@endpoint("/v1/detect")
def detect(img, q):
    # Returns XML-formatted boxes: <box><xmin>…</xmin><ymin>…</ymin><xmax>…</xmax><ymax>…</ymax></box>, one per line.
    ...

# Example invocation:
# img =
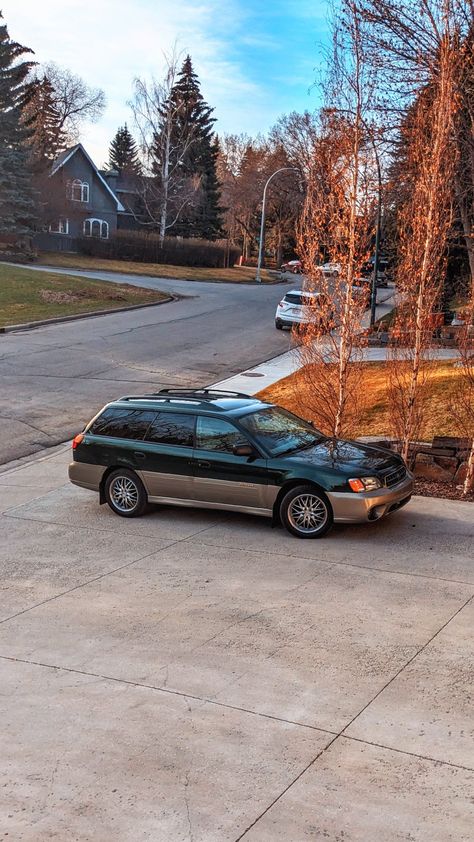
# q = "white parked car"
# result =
<box><xmin>318</xmin><ymin>262</ymin><xmax>341</xmax><ymax>277</ymax></box>
<box><xmin>275</xmin><ymin>289</ymin><xmax>331</xmax><ymax>330</ymax></box>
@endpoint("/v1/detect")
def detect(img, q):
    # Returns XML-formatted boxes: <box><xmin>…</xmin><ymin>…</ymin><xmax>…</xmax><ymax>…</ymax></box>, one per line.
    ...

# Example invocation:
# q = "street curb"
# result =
<box><xmin>0</xmin><ymin>441</ymin><xmax>70</xmax><ymax>476</ymax></box>
<box><xmin>8</xmin><ymin>261</ymin><xmax>290</xmax><ymax>287</ymax></box>
<box><xmin>0</xmin><ymin>295</ymin><xmax>175</xmax><ymax>334</ymax></box>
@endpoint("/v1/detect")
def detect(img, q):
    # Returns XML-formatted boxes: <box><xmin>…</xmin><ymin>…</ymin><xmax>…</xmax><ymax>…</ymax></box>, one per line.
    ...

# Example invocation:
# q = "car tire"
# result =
<box><xmin>275</xmin><ymin>319</ymin><xmax>283</xmax><ymax>330</ymax></box>
<box><xmin>280</xmin><ymin>484</ymin><xmax>333</xmax><ymax>539</ymax></box>
<box><xmin>105</xmin><ymin>468</ymin><xmax>148</xmax><ymax>518</ymax></box>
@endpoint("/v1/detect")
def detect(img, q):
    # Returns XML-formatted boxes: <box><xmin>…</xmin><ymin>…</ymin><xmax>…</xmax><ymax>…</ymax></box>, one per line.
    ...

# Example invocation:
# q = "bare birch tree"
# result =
<box><xmin>385</xmin><ymin>12</ymin><xmax>459</xmax><ymax>462</ymax></box>
<box><xmin>448</xmin><ymin>305</ymin><xmax>474</xmax><ymax>494</ymax></box>
<box><xmin>296</xmin><ymin>1</ymin><xmax>377</xmax><ymax>438</ymax></box>
<box><xmin>355</xmin><ymin>0</ymin><xmax>474</xmax><ymax>310</ymax></box>
<box><xmin>131</xmin><ymin>50</ymin><xmax>198</xmax><ymax>243</ymax></box>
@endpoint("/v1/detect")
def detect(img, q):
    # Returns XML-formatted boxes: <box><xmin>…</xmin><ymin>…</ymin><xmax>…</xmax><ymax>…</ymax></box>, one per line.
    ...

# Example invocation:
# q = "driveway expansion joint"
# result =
<box><xmin>0</xmin><ymin>653</ymin><xmax>337</xmax><ymax>737</ymax></box>
<box><xmin>231</xmin><ymin>590</ymin><xmax>474</xmax><ymax>840</ymax></box>
<box><xmin>188</xmin><ymin>537</ymin><xmax>474</xmax><ymax>587</ymax></box>
<box><xmin>339</xmin><ymin>733</ymin><xmax>474</xmax><ymax>773</ymax></box>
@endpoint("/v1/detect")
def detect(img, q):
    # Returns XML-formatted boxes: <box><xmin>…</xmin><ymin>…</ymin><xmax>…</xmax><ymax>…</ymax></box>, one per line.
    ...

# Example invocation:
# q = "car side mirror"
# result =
<box><xmin>232</xmin><ymin>443</ymin><xmax>254</xmax><ymax>457</ymax></box>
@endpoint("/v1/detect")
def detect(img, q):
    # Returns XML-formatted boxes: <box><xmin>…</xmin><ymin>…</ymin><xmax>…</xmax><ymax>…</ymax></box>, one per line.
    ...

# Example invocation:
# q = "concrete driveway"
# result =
<box><xmin>0</xmin><ymin>445</ymin><xmax>473</xmax><ymax>840</ymax></box>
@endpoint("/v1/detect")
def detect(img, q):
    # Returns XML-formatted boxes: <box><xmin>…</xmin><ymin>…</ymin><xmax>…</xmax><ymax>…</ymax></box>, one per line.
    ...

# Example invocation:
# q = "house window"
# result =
<box><xmin>68</xmin><ymin>179</ymin><xmax>89</xmax><ymax>202</ymax></box>
<box><xmin>49</xmin><ymin>219</ymin><xmax>69</xmax><ymax>235</ymax></box>
<box><xmin>83</xmin><ymin>218</ymin><xmax>109</xmax><ymax>239</ymax></box>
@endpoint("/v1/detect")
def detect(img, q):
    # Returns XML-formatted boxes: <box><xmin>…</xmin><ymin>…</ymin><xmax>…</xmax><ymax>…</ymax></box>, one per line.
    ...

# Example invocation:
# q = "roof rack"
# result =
<box><xmin>157</xmin><ymin>388</ymin><xmax>252</xmax><ymax>400</ymax></box>
<box><xmin>117</xmin><ymin>394</ymin><xmax>203</xmax><ymax>404</ymax></box>
<box><xmin>117</xmin><ymin>388</ymin><xmax>253</xmax><ymax>404</ymax></box>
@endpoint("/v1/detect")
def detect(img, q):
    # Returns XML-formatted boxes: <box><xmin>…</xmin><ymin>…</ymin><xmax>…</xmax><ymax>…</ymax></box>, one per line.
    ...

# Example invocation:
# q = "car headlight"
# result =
<box><xmin>348</xmin><ymin>476</ymin><xmax>382</xmax><ymax>492</ymax></box>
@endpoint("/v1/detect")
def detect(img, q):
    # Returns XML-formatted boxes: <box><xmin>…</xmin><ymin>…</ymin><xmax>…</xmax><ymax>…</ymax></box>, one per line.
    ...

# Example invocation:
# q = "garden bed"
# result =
<box><xmin>257</xmin><ymin>361</ymin><xmax>473</xmax><ymax>501</ymax></box>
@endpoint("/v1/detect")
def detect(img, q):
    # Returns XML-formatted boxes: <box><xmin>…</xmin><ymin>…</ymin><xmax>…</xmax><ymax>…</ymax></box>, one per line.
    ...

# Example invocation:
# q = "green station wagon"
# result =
<box><xmin>69</xmin><ymin>389</ymin><xmax>413</xmax><ymax>539</ymax></box>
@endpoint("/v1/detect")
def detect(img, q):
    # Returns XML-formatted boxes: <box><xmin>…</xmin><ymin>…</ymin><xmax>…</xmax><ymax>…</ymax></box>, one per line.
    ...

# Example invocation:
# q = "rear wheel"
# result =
<box><xmin>105</xmin><ymin>469</ymin><xmax>147</xmax><ymax>518</ymax></box>
<box><xmin>280</xmin><ymin>484</ymin><xmax>333</xmax><ymax>538</ymax></box>
<box><xmin>275</xmin><ymin>319</ymin><xmax>283</xmax><ymax>330</ymax></box>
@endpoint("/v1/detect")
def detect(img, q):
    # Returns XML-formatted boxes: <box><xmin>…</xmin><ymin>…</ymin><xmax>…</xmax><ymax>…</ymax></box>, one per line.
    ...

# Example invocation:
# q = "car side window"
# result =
<box><xmin>88</xmin><ymin>408</ymin><xmax>157</xmax><ymax>440</ymax></box>
<box><xmin>196</xmin><ymin>416</ymin><xmax>245</xmax><ymax>453</ymax></box>
<box><xmin>145</xmin><ymin>412</ymin><xmax>195</xmax><ymax>447</ymax></box>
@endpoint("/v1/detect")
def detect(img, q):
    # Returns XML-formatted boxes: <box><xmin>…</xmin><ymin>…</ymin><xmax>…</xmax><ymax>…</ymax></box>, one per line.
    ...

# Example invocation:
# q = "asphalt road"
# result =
<box><xmin>0</xmin><ymin>267</ymin><xmax>295</xmax><ymax>464</ymax></box>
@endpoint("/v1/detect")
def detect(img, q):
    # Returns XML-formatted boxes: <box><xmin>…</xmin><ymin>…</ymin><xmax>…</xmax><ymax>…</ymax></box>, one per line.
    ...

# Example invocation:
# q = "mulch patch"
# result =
<box><xmin>414</xmin><ymin>478</ymin><xmax>474</xmax><ymax>503</ymax></box>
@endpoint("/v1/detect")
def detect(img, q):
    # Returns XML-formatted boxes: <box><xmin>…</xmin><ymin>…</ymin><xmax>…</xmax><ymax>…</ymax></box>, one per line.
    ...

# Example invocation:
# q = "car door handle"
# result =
<box><xmin>133</xmin><ymin>451</ymin><xmax>146</xmax><ymax>459</ymax></box>
<box><xmin>197</xmin><ymin>460</ymin><xmax>211</xmax><ymax>468</ymax></box>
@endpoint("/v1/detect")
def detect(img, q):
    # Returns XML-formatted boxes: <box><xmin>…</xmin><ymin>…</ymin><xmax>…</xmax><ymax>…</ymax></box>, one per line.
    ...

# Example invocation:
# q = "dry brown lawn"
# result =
<box><xmin>39</xmin><ymin>252</ymin><xmax>276</xmax><ymax>284</ymax></box>
<box><xmin>258</xmin><ymin>360</ymin><xmax>464</xmax><ymax>439</ymax></box>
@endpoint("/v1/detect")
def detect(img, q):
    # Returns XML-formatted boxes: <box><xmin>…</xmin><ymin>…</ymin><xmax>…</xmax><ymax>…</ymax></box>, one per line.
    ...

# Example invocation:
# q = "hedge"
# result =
<box><xmin>77</xmin><ymin>231</ymin><xmax>240</xmax><ymax>268</ymax></box>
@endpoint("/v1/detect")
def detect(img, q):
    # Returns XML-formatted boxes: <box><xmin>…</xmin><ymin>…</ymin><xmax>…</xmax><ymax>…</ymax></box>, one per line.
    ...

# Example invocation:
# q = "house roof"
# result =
<box><xmin>51</xmin><ymin>144</ymin><xmax>125</xmax><ymax>212</ymax></box>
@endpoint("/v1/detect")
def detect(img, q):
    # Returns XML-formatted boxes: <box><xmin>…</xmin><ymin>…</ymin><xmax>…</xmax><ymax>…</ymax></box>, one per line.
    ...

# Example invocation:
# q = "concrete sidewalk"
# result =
<box><xmin>213</xmin><ymin>344</ymin><xmax>459</xmax><ymax>397</ymax></box>
<box><xmin>0</xmin><ymin>441</ymin><xmax>473</xmax><ymax>840</ymax></box>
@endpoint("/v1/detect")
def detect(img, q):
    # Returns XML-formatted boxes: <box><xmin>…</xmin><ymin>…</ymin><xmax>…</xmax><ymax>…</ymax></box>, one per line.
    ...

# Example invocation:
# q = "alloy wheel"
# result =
<box><xmin>110</xmin><ymin>476</ymin><xmax>139</xmax><ymax>513</ymax></box>
<box><xmin>287</xmin><ymin>493</ymin><xmax>328</xmax><ymax>534</ymax></box>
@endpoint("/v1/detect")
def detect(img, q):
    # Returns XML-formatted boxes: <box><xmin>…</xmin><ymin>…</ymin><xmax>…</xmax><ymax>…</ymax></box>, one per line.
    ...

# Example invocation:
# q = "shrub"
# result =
<box><xmin>77</xmin><ymin>231</ymin><xmax>240</xmax><ymax>268</ymax></box>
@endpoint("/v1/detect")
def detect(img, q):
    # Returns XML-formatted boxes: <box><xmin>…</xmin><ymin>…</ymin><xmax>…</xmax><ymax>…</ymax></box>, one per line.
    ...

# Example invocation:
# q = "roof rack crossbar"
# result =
<box><xmin>157</xmin><ymin>388</ymin><xmax>252</xmax><ymax>400</ymax></box>
<box><xmin>117</xmin><ymin>394</ymin><xmax>205</xmax><ymax>404</ymax></box>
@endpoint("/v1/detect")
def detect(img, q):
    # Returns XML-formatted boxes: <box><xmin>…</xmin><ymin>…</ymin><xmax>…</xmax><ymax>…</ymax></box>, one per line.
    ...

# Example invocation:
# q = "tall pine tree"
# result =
<box><xmin>23</xmin><ymin>74</ymin><xmax>66</xmax><ymax>171</ymax></box>
<box><xmin>162</xmin><ymin>55</ymin><xmax>223</xmax><ymax>239</ymax></box>
<box><xmin>0</xmin><ymin>13</ymin><xmax>36</xmax><ymax>233</ymax></box>
<box><xmin>108</xmin><ymin>124</ymin><xmax>141</xmax><ymax>174</ymax></box>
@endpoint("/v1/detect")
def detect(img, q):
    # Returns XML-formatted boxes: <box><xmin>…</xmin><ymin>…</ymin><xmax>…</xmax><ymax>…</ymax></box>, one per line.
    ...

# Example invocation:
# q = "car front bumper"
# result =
<box><xmin>327</xmin><ymin>473</ymin><xmax>414</xmax><ymax>523</ymax></box>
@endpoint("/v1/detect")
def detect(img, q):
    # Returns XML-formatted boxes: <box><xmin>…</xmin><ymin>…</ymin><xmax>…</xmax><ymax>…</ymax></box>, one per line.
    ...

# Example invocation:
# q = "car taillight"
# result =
<box><xmin>72</xmin><ymin>433</ymin><xmax>84</xmax><ymax>450</ymax></box>
<box><xmin>279</xmin><ymin>300</ymin><xmax>285</xmax><ymax>307</ymax></box>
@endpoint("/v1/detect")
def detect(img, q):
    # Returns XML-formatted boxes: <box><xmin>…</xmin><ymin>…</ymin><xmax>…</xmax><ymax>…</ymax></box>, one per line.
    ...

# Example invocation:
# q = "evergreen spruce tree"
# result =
<box><xmin>165</xmin><ymin>55</ymin><xmax>223</xmax><ymax>238</ymax></box>
<box><xmin>0</xmin><ymin>13</ymin><xmax>36</xmax><ymax>233</ymax></box>
<box><xmin>108</xmin><ymin>124</ymin><xmax>141</xmax><ymax>174</ymax></box>
<box><xmin>23</xmin><ymin>74</ymin><xmax>66</xmax><ymax>170</ymax></box>
<box><xmin>198</xmin><ymin>136</ymin><xmax>224</xmax><ymax>239</ymax></box>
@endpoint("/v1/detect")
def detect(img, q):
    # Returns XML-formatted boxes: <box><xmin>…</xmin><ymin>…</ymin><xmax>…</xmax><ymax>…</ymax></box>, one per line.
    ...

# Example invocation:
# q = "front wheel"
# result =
<box><xmin>105</xmin><ymin>468</ymin><xmax>148</xmax><ymax>518</ymax></box>
<box><xmin>280</xmin><ymin>485</ymin><xmax>333</xmax><ymax>538</ymax></box>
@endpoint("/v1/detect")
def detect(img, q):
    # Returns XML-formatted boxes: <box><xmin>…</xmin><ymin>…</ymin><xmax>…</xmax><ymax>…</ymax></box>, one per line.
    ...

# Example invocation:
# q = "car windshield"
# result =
<box><xmin>239</xmin><ymin>407</ymin><xmax>324</xmax><ymax>456</ymax></box>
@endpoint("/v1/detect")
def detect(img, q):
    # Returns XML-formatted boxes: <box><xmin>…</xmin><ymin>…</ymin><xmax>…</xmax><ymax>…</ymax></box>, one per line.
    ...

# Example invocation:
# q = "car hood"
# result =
<box><xmin>284</xmin><ymin>438</ymin><xmax>402</xmax><ymax>476</ymax></box>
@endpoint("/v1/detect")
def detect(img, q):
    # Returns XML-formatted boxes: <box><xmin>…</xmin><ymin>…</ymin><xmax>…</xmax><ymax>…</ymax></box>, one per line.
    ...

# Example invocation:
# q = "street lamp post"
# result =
<box><xmin>255</xmin><ymin>167</ymin><xmax>299</xmax><ymax>283</ymax></box>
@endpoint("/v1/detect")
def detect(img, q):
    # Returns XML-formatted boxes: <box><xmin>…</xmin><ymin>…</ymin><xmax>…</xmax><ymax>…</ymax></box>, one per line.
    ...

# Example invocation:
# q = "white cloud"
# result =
<box><xmin>3</xmin><ymin>0</ymin><xmax>320</xmax><ymax>162</ymax></box>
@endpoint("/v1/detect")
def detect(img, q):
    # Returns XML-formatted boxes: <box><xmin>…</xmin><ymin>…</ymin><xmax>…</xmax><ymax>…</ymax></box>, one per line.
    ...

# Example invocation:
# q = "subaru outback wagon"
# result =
<box><xmin>69</xmin><ymin>389</ymin><xmax>413</xmax><ymax>539</ymax></box>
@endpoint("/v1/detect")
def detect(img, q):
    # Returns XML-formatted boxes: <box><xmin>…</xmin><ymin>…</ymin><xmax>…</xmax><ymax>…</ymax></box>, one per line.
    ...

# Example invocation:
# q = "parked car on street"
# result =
<box><xmin>275</xmin><ymin>289</ymin><xmax>331</xmax><ymax>330</ymax></box>
<box><xmin>280</xmin><ymin>259</ymin><xmax>302</xmax><ymax>274</ymax></box>
<box><xmin>69</xmin><ymin>389</ymin><xmax>413</xmax><ymax>539</ymax></box>
<box><xmin>318</xmin><ymin>262</ymin><xmax>341</xmax><ymax>277</ymax></box>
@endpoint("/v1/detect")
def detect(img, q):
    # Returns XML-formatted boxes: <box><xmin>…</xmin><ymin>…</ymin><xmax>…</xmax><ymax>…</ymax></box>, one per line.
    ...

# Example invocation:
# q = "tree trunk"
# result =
<box><xmin>464</xmin><ymin>439</ymin><xmax>474</xmax><ymax>495</ymax></box>
<box><xmin>159</xmin><ymin>125</ymin><xmax>171</xmax><ymax>246</ymax></box>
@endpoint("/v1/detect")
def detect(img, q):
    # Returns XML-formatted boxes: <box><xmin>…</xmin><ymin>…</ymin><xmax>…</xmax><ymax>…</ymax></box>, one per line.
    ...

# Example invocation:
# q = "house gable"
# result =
<box><xmin>52</xmin><ymin>144</ymin><xmax>125</xmax><ymax>212</ymax></box>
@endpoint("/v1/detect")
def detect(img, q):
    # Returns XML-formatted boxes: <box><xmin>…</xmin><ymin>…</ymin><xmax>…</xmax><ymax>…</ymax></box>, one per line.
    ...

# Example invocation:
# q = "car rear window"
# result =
<box><xmin>284</xmin><ymin>293</ymin><xmax>303</xmax><ymax>305</ymax></box>
<box><xmin>88</xmin><ymin>408</ymin><xmax>157</xmax><ymax>440</ymax></box>
<box><xmin>145</xmin><ymin>412</ymin><xmax>195</xmax><ymax>447</ymax></box>
<box><xmin>284</xmin><ymin>292</ymin><xmax>322</xmax><ymax>306</ymax></box>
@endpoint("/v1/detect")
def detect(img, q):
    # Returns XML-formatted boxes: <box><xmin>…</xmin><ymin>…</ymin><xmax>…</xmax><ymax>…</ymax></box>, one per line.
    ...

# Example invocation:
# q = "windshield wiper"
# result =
<box><xmin>275</xmin><ymin>436</ymin><xmax>323</xmax><ymax>457</ymax></box>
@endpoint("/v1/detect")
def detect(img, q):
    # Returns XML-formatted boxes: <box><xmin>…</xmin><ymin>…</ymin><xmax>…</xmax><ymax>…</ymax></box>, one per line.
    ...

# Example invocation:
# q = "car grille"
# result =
<box><xmin>384</xmin><ymin>465</ymin><xmax>407</xmax><ymax>487</ymax></box>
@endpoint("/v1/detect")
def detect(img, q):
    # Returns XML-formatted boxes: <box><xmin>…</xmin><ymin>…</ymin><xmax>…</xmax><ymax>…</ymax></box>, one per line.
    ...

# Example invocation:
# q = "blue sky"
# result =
<box><xmin>4</xmin><ymin>0</ymin><xmax>331</xmax><ymax>164</ymax></box>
